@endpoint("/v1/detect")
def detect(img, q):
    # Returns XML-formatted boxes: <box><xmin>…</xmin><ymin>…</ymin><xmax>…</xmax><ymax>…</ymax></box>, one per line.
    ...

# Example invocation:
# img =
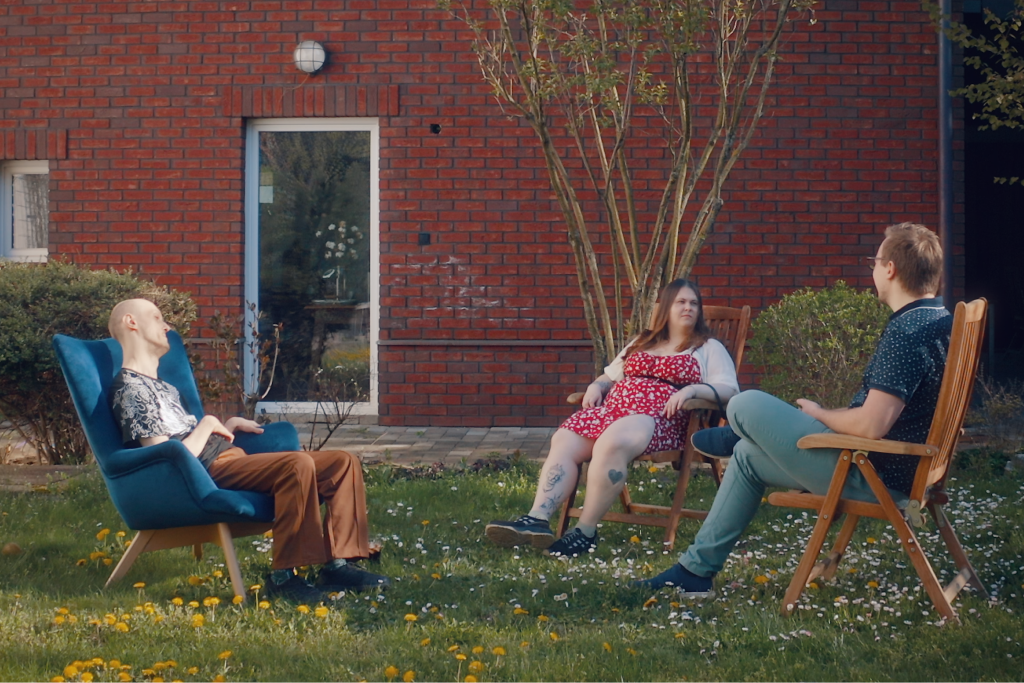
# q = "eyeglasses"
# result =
<box><xmin>865</xmin><ymin>256</ymin><xmax>887</xmax><ymax>269</ymax></box>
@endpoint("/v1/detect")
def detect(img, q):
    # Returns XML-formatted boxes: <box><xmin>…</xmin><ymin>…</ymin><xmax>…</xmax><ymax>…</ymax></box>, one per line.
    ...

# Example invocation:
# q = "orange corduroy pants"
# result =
<box><xmin>207</xmin><ymin>448</ymin><xmax>370</xmax><ymax>570</ymax></box>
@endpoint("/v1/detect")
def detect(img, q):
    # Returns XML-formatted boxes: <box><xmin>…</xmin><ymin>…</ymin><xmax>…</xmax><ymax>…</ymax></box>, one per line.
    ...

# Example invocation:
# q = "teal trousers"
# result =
<box><xmin>679</xmin><ymin>390</ymin><xmax>885</xmax><ymax>577</ymax></box>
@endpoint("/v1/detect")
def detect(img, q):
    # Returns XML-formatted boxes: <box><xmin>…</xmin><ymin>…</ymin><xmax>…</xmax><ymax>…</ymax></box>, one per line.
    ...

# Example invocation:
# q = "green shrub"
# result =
<box><xmin>0</xmin><ymin>260</ymin><xmax>196</xmax><ymax>464</ymax></box>
<box><xmin>748</xmin><ymin>281</ymin><xmax>889</xmax><ymax>408</ymax></box>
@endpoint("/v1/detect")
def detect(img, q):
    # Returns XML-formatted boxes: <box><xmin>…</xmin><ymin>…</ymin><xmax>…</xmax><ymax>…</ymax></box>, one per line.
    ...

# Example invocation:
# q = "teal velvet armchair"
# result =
<box><xmin>52</xmin><ymin>331</ymin><xmax>297</xmax><ymax>600</ymax></box>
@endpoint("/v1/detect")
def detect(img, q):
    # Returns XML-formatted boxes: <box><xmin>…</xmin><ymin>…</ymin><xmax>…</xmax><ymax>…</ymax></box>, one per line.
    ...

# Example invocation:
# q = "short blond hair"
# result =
<box><xmin>881</xmin><ymin>223</ymin><xmax>943</xmax><ymax>296</ymax></box>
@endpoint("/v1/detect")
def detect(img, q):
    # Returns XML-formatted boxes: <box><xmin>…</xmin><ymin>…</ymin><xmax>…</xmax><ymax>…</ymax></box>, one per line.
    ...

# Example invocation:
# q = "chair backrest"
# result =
<box><xmin>52</xmin><ymin>331</ymin><xmax>204</xmax><ymax>471</ymax></box>
<box><xmin>702</xmin><ymin>305</ymin><xmax>752</xmax><ymax>371</ymax></box>
<box><xmin>912</xmin><ymin>298</ymin><xmax>988</xmax><ymax>498</ymax></box>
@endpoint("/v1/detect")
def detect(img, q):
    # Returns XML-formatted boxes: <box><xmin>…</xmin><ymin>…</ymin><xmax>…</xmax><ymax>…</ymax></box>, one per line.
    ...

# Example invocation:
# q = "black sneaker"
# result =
<box><xmin>316</xmin><ymin>563</ymin><xmax>391</xmax><ymax>592</ymax></box>
<box><xmin>265</xmin><ymin>573</ymin><xmax>325</xmax><ymax>603</ymax></box>
<box><xmin>691</xmin><ymin>426</ymin><xmax>741</xmax><ymax>459</ymax></box>
<box><xmin>633</xmin><ymin>562</ymin><xmax>714</xmax><ymax>597</ymax></box>
<box><xmin>485</xmin><ymin>515</ymin><xmax>555</xmax><ymax>549</ymax></box>
<box><xmin>543</xmin><ymin>527</ymin><xmax>598</xmax><ymax>558</ymax></box>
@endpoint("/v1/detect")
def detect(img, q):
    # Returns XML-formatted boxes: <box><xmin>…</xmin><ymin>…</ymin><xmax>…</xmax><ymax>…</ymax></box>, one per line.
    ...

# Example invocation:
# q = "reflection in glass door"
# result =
<box><xmin>245</xmin><ymin>120</ymin><xmax>378</xmax><ymax>413</ymax></box>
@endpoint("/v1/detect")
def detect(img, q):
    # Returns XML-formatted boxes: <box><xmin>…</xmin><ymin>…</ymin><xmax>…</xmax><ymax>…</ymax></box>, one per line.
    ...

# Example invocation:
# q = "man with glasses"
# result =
<box><xmin>638</xmin><ymin>223</ymin><xmax>950</xmax><ymax>595</ymax></box>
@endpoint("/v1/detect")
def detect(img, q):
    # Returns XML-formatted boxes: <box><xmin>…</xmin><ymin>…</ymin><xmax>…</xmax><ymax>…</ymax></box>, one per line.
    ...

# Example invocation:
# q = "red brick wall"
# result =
<box><xmin>0</xmin><ymin>1</ymin><xmax>957</xmax><ymax>426</ymax></box>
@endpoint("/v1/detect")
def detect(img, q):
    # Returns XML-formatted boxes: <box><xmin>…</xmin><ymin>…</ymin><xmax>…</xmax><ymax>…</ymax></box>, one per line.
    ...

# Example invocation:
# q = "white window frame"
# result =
<box><xmin>244</xmin><ymin>118</ymin><xmax>380</xmax><ymax>417</ymax></box>
<box><xmin>1</xmin><ymin>160</ymin><xmax>50</xmax><ymax>262</ymax></box>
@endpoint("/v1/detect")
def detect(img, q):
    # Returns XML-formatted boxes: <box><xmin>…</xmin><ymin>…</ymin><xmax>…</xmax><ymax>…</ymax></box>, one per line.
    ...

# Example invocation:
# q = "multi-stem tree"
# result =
<box><xmin>444</xmin><ymin>0</ymin><xmax>816</xmax><ymax>369</ymax></box>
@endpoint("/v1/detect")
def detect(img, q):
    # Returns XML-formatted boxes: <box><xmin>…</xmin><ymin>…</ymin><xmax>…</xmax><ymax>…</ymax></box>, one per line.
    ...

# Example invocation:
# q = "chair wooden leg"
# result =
<box><xmin>555</xmin><ymin>465</ymin><xmax>581</xmax><ymax>539</ymax></box>
<box><xmin>193</xmin><ymin>544</ymin><xmax>203</xmax><ymax>560</ymax></box>
<box><xmin>810</xmin><ymin>514</ymin><xmax>860</xmax><ymax>583</ymax></box>
<box><xmin>661</xmin><ymin>446</ymin><xmax>698</xmax><ymax>550</ymax></box>
<box><xmin>106</xmin><ymin>530</ymin><xmax>155</xmax><ymax>588</ymax></box>
<box><xmin>781</xmin><ymin>451</ymin><xmax>853</xmax><ymax>616</ymax></box>
<box><xmin>215</xmin><ymin>523</ymin><xmax>247</xmax><ymax>603</ymax></box>
<box><xmin>708</xmin><ymin>456</ymin><xmax>724</xmax><ymax>487</ymax></box>
<box><xmin>855</xmin><ymin>457</ymin><xmax>960</xmax><ymax>624</ymax></box>
<box><xmin>928</xmin><ymin>501</ymin><xmax>989</xmax><ymax>600</ymax></box>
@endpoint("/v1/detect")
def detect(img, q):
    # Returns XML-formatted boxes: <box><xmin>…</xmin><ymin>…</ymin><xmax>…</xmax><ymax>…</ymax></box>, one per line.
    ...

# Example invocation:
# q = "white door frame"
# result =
<box><xmin>244</xmin><ymin>118</ymin><xmax>380</xmax><ymax>416</ymax></box>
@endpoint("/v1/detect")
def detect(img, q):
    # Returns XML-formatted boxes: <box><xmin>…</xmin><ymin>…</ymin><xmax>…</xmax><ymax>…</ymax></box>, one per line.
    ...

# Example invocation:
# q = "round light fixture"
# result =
<box><xmin>293</xmin><ymin>40</ymin><xmax>326</xmax><ymax>74</ymax></box>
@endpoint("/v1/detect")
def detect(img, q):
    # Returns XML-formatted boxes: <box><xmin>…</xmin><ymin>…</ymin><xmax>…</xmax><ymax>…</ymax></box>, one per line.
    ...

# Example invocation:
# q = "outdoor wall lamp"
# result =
<box><xmin>293</xmin><ymin>40</ymin><xmax>326</xmax><ymax>74</ymax></box>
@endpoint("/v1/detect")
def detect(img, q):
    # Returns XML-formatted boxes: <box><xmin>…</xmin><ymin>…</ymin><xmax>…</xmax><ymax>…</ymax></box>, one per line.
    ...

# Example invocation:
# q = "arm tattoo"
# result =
<box><xmin>542</xmin><ymin>463</ymin><xmax>566</xmax><ymax>492</ymax></box>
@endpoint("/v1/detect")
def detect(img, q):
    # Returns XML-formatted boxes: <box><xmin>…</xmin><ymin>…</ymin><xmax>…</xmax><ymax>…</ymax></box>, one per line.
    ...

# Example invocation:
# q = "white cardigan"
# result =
<box><xmin>602</xmin><ymin>337</ymin><xmax>739</xmax><ymax>395</ymax></box>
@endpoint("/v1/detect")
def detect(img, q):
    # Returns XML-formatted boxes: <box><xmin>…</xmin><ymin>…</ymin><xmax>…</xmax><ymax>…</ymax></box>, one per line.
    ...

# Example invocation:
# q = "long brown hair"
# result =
<box><xmin>625</xmin><ymin>279</ymin><xmax>712</xmax><ymax>358</ymax></box>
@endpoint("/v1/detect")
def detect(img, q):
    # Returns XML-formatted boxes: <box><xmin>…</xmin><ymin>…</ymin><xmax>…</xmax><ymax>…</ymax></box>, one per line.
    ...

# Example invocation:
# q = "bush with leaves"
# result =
<box><xmin>748</xmin><ymin>282</ymin><xmax>889</xmax><ymax>408</ymax></box>
<box><xmin>0</xmin><ymin>260</ymin><xmax>196</xmax><ymax>464</ymax></box>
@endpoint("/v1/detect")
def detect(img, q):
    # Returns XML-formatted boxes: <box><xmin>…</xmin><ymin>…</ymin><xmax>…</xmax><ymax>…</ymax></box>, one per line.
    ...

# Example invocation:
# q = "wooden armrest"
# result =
<box><xmin>567</xmin><ymin>392</ymin><xmax>584</xmax><ymax>405</ymax></box>
<box><xmin>683</xmin><ymin>398</ymin><xmax>721</xmax><ymax>411</ymax></box>
<box><xmin>796</xmin><ymin>433</ymin><xmax>937</xmax><ymax>457</ymax></box>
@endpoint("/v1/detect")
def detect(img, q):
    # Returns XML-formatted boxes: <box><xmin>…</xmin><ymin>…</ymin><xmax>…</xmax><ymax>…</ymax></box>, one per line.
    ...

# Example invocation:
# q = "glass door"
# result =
<box><xmin>245</xmin><ymin>120</ymin><xmax>378</xmax><ymax>414</ymax></box>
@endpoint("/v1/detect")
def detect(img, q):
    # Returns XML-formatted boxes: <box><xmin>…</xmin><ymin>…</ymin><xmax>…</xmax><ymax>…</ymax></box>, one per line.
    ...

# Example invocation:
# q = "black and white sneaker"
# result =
<box><xmin>691</xmin><ymin>426</ymin><xmax>741</xmax><ymax>459</ymax></box>
<box><xmin>316</xmin><ymin>563</ymin><xmax>391</xmax><ymax>592</ymax></box>
<box><xmin>543</xmin><ymin>527</ymin><xmax>598</xmax><ymax>558</ymax></box>
<box><xmin>632</xmin><ymin>562</ymin><xmax>714</xmax><ymax>598</ymax></box>
<box><xmin>485</xmin><ymin>515</ymin><xmax>555</xmax><ymax>549</ymax></box>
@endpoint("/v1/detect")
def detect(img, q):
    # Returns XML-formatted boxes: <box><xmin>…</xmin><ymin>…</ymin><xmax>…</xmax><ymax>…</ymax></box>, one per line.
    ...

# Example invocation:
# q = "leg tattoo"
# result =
<box><xmin>607</xmin><ymin>469</ymin><xmax>624</xmax><ymax>485</ymax></box>
<box><xmin>543</xmin><ymin>464</ymin><xmax>566</xmax><ymax>492</ymax></box>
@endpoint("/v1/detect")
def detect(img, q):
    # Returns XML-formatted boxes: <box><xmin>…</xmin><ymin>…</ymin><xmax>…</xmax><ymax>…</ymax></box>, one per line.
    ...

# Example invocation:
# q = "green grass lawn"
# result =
<box><xmin>0</xmin><ymin>454</ymin><xmax>1022</xmax><ymax>682</ymax></box>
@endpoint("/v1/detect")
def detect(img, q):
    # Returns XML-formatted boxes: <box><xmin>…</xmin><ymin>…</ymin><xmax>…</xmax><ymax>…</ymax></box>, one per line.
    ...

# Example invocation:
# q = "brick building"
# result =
<box><xmin>0</xmin><ymin>1</ymin><xmax>982</xmax><ymax>427</ymax></box>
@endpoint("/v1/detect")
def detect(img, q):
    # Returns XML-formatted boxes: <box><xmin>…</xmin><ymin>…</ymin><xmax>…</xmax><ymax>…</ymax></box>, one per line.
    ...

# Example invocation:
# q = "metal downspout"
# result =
<box><xmin>939</xmin><ymin>0</ymin><xmax>955</xmax><ymax>307</ymax></box>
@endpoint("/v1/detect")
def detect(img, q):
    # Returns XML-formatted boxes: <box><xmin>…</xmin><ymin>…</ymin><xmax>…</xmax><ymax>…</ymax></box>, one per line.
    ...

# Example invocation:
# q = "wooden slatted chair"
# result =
<box><xmin>557</xmin><ymin>305</ymin><xmax>751</xmax><ymax>549</ymax></box>
<box><xmin>768</xmin><ymin>298</ymin><xmax>988</xmax><ymax>623</ymax></box>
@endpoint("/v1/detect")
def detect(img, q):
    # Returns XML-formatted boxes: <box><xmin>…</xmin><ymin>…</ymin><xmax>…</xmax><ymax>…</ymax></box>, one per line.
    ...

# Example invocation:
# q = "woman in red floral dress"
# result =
<box><xmin>486</xmin><ymin>279</ymin><xmax>739</xmax><ymax>557</ymax></box>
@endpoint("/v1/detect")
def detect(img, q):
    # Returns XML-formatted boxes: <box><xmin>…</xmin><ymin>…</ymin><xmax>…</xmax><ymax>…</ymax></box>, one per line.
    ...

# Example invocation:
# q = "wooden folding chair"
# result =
<box><xmin>557</xmin><ymin>305</ymin><xmax>751</xmax><ymax>549</ymax></box>
<box><xmin>768</xmin><ymin>298</ymin><xmax>989</xmax><ymax>624</ymax></box>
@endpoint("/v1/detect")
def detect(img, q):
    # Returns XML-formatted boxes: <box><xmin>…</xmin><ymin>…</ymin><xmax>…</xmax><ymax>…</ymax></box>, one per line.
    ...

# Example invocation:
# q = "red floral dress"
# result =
<box><xmin>560</xmin><ymin>350</ymin><xmax>703</xmax><ymax>455</ymax></box>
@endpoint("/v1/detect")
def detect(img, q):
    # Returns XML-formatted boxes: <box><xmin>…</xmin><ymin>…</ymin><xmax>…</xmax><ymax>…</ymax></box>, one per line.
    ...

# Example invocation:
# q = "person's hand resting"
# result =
<box><xmin>663</xmin><ymin>386</ymin><xmax>694</xmax><ymax>418</ymax></box>
<box><xmin>582</xmin><ymin>382</ymin><xmax>605</xmax><ymax>409</ymax></box>
<box><xmin>225</xmin><ymin>417</ymin><xmax>265</xmax><ymax>435</ymax></box>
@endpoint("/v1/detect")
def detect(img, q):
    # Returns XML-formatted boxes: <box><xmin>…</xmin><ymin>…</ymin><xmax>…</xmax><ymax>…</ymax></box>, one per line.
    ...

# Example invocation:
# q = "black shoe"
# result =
<box><xmin>485</xmin><ymin>515</ymin><xmax>555</xmax><ymax>549</ymax></box>
<box><xmin>633</xmin><ymin>562</ymin><xmax>714</xmax><ymax>597</ymax></box>
<box><xmin>265</xmin><ymin>573</ymin><xmax>325</xmax><ymax>603</ymax></box>
<box><xmin>316</xmin><ymin>563</ymin><xmax>391</xmax><ymax>592</ymax></box>
<box><xmin>691</xmin><ymin>426</ymin><xmax>741</xmax><ymax>459</ymax></box>
<box><xmin>543</xmin><ymin>527</ymin><xmax>598</xmax><ymax>558</ymax></box>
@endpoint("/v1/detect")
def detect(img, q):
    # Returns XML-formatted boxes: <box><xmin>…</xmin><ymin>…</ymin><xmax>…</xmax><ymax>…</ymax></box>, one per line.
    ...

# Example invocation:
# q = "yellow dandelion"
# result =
<box><xmin>420</xmin><ymin>638</ymin><xmax>431</xmax><ymax>647</ymax></box>
<box><xmin>250</xmin><ymin>584</ymin><xmax>262</xmax><ymax>592</ymax></box>
<box><xmin>674</xmin><ymin>632</ymin><xmax>686</xmax><ymax>639</ymax></box>
<box><xmin>421</xmin><ymin>520</ymin><xmax>430</xmax><ymax>526</ymax></box>
<box><xmin>153</xmin><ymin>615</ymin><xmax>164</xmax><ymax>623</ymax></box>
<box><xmin>103</xmin><ymin>614</ymin><xmax>117</xmax><ymax>625</ymax></box>
<box><xmin>216</xmin><ymin>651</ymin><xmax>231</xmax><ymax>660</ymax></box>
<box><xmin>455</xmin><ymin>654</ymin><xmax>467</xmax><ymax>661</ymax></box>
<box><xmin>629</xmin><ymin>535</ymin><xmax>640</xmax><ymax>543</ymax></box>
<box><xmin>549</xmin><ymin>632</ymin><xmax>560</xmax><ymax>642</ymax></box>
<box><xmin>76</xmin><ymin>559</ymin><xmax>87</xmax><ymax>566</ymax></box>
<box><xmin>384</xmin><ymin>665</ymin><xmax>399</xmax><ymax>679</ymax></box>
<box><xmin>57</xmin><ymin>607</ymin><xmax>69</xmax><ymax>615</ymax></box>
<box><xmin>116</xmin><ymin>530</ymin><xmax>126</xmax><ymax>538</ymax></box>
<box><xmin>471</xmin><ymin>646</ymin><xmax>483</xmax><ymax>655</ymax></box>
<box><xmin>191</xmin><ymin>614</ymin><xmax>204</xmax><ymax>628</ymax></box>
<box><xmin>643</xmin><ymin>597</ymin><xmax>658</xmax><ymax>608</ymax></box>
<box><xmin>51</xmin><ymin>677</ymin><xmax>65</xmax><ymax>683</ymax></box>
<box><xmin>465</xmin><ymin>677</ymin><xmax>478</xmax><ymax>683</ymax></box>
<box><xmin>520</xmin><ymin>641</ymin><xmax>529</xmax><ymax>648</ymax></box>
<box><xmin>866</xmin><ymin>537</ymin><xmax>877</xmax><ymax>544</ymax></box>
<box><xmin>648</xmin><ymin>465</ymin><xmax>658</xmax><ymax>473</ymax></box>
<box><xmin>537</xmin><ymin>615</ymin><xmax>549</xmax><ymax>622</ymax></box>
<box><xmin>404</xmin><ymin>613</ymin><xmax>417</xmax><ymax>622</ymax></box>
<box><xmin>232</xmin><ymin>595</ymin><xmax>244</xmax><ymax>605</ymax></box>
<box><xmin>205</xmin><ymin>597</ymin><xmax>221</xmax><ymax>607</ymax></box>
<box><xmin>412</xmin><ymin>574</ymin><xmax>420</xmax><ymax>581</ymax></box>
<box><xmin>212</xmin><ymin>676</ymin><xmax>226</xmax><ymax>683</ymax></box>
<box><xmin>513</xmin><ymin>607</ymin><xmax>528</xmax><ymax>615</ymax></box>
<box><xmin>447</xmin><ymin>645</ymin><xmax>460</xmax><ymax>652</ymax></box>
<box><xmin>165</xmin><ymin>660</ymin><xmax>177</xmax><ymax>668</ymax></box>
<box><xmin>297</xmin><ymin>605</ymin><xmax>310</xmax><ymax>614</ymax></box>
<box><xmin>96</xmin><ymin>528</ymin><xmax>110</xmax><ymax>540</ymax></box>
<box><xmin>492</xmin><ymin>646</ymin><xmax>506</xmax><ymax>656</ymax></box>
<box><xmin>754</xmin><ymin>575</ymin><xmax>770</xmax><ymax>584</ymax></box>
<box><xmin>63</xmin><ymin>666</ymin><xmax>78</xmax><ymax>679</ymax></box>
<box><xmin>114</xmin><ymin>622</ymin><xmax>129</xmax><ymax>632</ymax></box>
<box><xmin>53</xmin><ymin>616</ymin><xmax>65</xmax><ymax>625</ymax></box>
<box><xmin>847</xmin><ymin>567</ymin><xmax>858</xmax><ymax>574</ymax></box>
<box><xmin>627</xmin><ymin>648</ymin><xmax>637</xmax><ymax>656</ymax></box>
<box><xmin>187</xmin><ymin>576</ymin><xmax>204</xmax><ymax>586</ymax></box>
<box><xmin>431</xmin><ymin>573</ymin><xmax>442</xmax><ymax>580</ymax></box>
<box><xmin>188</xmin><ymin>600</ymin><xmax>199</xmax><ymax>608</ymax></box>
<box><xmin>81</xmin><ymin>675</ymin><xmax>94</xmax><ymax>683</ymax></box>
<box><xmin>171</xmin><ymin>597</ymin><xmax>183</xmax><ymax>606</ymax></box>
<box><xmin>603</xmin><ymin>642</ymin><xmax>612</xmax><ymax>652</ymax></box>
<box><xmin>89</xmin><ymin>551</ymin><xmax>106</xmax><ymax>561</ymax></box>
<box><xmin>263</xmin><ymin>530</ymin><xmax>273</xmax><ymax>538</ymax></box>
<box><xmin>153</xmin><ymin>678</ymin><xmax>164</xmax><ymax>683</ymax></box>
<box><xmin>133</xmin><ymin>582</ymin><xmax>146</xmax><ymax>589</ymax></box>
<box><xmin>403</xmin><ymin>671</ymin><xmax>415</xmax><ymax>682</ymax></box>
<box><xmin>315</xmin><ymin>606</ymin><xmax>329</xmax><ymax>618</ymax></box>
<box><xmin>212</xmin><ymin>570</ymin><xmax>223</xmax><ymax>578</ymax></box>
<box><xmin>187</xmin><ymin>667</ymin><xmax>199</xmax><ymax>675</ymax></box>
<box><xmin>258</xmin><ymin>600</ymin><xmax>270</xmax><ymax>609</ymax></box>
<box><xmin>153</xmin><ymin>663</ymin><xmax>167</xmax><ymax>672</ymax></box>
<box><xmin>118</xmin><ymin>674</ymin><xmax>131</xmax><ymax>682</ymax></box>
<box><xmin>103</xmin><ymin>558</ymin><xmax>113</xmax><ymax>566</ymax></box>
<box><xmin>868</xmin><ymin>580</ymin><xmax>879</xmax><ymax>588</ymax></box>
<box><xmin>809</xmin><ymin>582</ymin><xmax>820</xmax><ymax>589</ymax></box>
<box><xmin>468</xmin><ymin>661</ymin><xmax>484</xmax><ymax>674</ymax></box>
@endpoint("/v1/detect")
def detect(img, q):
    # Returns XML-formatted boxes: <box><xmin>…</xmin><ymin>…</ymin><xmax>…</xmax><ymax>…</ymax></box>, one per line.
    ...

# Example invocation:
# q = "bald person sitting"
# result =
<box><xmin>107</xmin><ymin>298</ymin><xmax>388</xmax><ymax>602</ymax></box>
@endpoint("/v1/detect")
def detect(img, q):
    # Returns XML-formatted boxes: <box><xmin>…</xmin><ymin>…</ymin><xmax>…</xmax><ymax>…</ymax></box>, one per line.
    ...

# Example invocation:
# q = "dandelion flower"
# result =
<box><xmin>171</xmin><ymin>597</ymin><xmax>183</xmax><ymax>606</ymax></box>
<box><xmin>203</xmin><ymin>597</ymin><xmax>220</xmax><ymax>607</ymax></box>
<box><xmin>403</xmin><ymin>671</ymin><xmax>415</xmax><ymax>682</ymax></box>
<box><xmin>674</xmin><ymin>632</ymin><xmax>686</xmax><ymax>639</ymax></box>
<box><xmin>520</xmin><ymin>641</ymin><xmax>529</xmax><ymax>648</ymax></box>
<box><xmin>81</xmin><ymin>674</ymin><xmax>94</xmax><ymax>683</ymax></box>
<box><xmin>384</xmin><ymin>665</ymin><xmax>399</xmax><ymax>679</ymax></box>
<box><xmin>868</xmin><ymin>581</ymin><xmax>879</xmax><ymax>589</ymax></box>
<box><xmin>297</xmin><ymin>605</ymin><xmax>310</xmax><ymax>614</ymax></box>
<box><xmin>53</xmin><ymin>616</ymin><xmax>65</xmax><ymax>625</ymax></box>
<box><xmin>103</xmin><ymin>558</ymin><xmax>112</xmax><ymax>566</ymax></box>
<box><xmin>549</xmin><ymin>632</ymin><xmax>560</xmax><ymax>642</ymax></box>
<box><xmin>643</xmin><ymin>597</ymin><xmax>658</xmax><ymax>609</ymax></box>
<box><xmin>315</xmin><ymin>606</ymin><xmax>329</xmax><ymax>618</ymax></box>
<box><xmin>191</xmin><ymin>614</ymin><xmax>204</xmax><ymax>628</ymax></box>
<box><xmin>118</xmin><ymin>675</ymin><xmax>132</xmax><ymax>682</ymax></box>
<box><xmin>114</xmin><ymin>622</ymin><xmax>129</xmax><ymax>632</ymax></box>
<box><xmin>465</xmin><ymin>677</ymin><xmax>478</xmax><ymax>683</ymax></box>
<box><xmin>492</xmin><ymin>646</ymin><xmax>506</xmax><ymax>656</ymax></box>
<box><xmin>630</xmin><ymin>535</ymin><xmax>640</xmax><ymax>544</ymax></box>
<box><xmin>89</xmin><ymin>551</ymin><xmax>106</xmax><ymax>561</ymax></box>
<box><xmin>63</xmin><ymin>666</ymin><xmax>78</xmax><ymax>679</ymax></box>
<box><xmin>218</xmin><ymin>651</ymin><xmax>232</xmax><ymax>660</ymax></box>
<box><xmin>537</xmin><ymin>615</ymin><xmax>549</xmax><ymax>622</ymax></box>
<box><xmin>76</xmin><ymin>559</ymin><xmax>87</xmax><ymax>566</ymax></box>
<box><xmin>232</xmin><ymin>595</ymin><xmax>244</xmax><ymax>605</ymax></box>
<box><xmin>404</xmin><ymin>614</ymin><xmax>417</xmax><ymax>622</ymax></box>
<box><xmin>212</xmin><ymin>570</ymin><xmax>223</xmax><ymax>578</ymax></box>
<box><xmin>627</xmin><ymin>648</ymin><xmax>637</xmax><ymax>656</ymax></box>
<box><xmin>258</xmin><ymin>600</ymin><xmax>270</xmax><ymax>609</ymax></box>
<box><xmin>455</xmin><ymin>654</ymin><xmax>467</xmax><ymax>661</ymax></box>
<box><xmin>250</xmin><ymin>584</ymin><xmax>262</xmax><ymax>592</ymax></box>
<box><xmin>212</xmin><ymin>676</ymin><xmax>226</xmax><ymax>683</ymax></box>
<box><xmin>187</xmin><ymin>667</ymin><xmax>199</xmax><ymax>675</ymax></box>
<box><xmin>420</xmin><ymin>638</ymin><xmax>431</xmax><ymax>647</ymax></box>
<box><xmin>431</xmin><ymin>573</ymin><xmax>442</xmax><ymax>580</ymax></box>
<box><xmin>188</xmin><ymin>601</ymin><xmax>199</xmax><ymax>609</ymax></box>
<box><xmin>471</xmin><ymin>646</ymin><xmax>483</xmax><ymax>655</ymax></box>
<box><xmin>96</xmin><ymin>528</ymin><xmax>110</xmax><ymax>540</ymax></box>
<box><xmin>187</xmin><ymin>576</ymin><xmax>204</xmax><ymax>586</ymax></box>
<box><xmin>447</xmin><ymin>645</ymin><xmax>460</xmax><ymax>653</ymax></box>
<box><xmin>133</xmin><ymin>582</ymin><xmax>146</xmax><ymax>589</ymax></box>
<box><xmin>421</xmin><ymin>520</ymin><xmax>430</xmax><ymax>526</ymax></box>
<box><xmin>51</xmin><ymin>678</ymin><xmax>65</xmax><ymax>683</ymax></box>
<box><xmin>867</xmin><ymin>537</ymin><xmax>877</xmax><ymax>544</ymax></box>
<box><xmin>468</xmin><ymin>661</ymin><xmax>484</xmax><ymax>674</ymax></box>
<box><xmin>513</xmin><ymin>607</ymin><xmax>528</xmax><ymax>615</ymax></box>
<box><xmin>754</xmin><ymin>575</ymin><xmax>770</xmax><ymax>584</ymax></box>
<box><xmin>603</xmin><ymin>642</ymin><xmax>612</xmax><ymax>652</ymax></box>
<box><xmin>116</xmin><ymin>531</ymin><xmax>126</xmax><ymax>538</ymax></box>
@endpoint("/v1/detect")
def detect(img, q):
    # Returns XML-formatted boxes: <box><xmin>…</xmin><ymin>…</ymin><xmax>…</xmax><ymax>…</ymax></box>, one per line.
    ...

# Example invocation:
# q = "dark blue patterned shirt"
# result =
<box><xmin>848</xmin><ymin>297</ymin><xmax>952</xmax><ymax>494</ymax></box>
